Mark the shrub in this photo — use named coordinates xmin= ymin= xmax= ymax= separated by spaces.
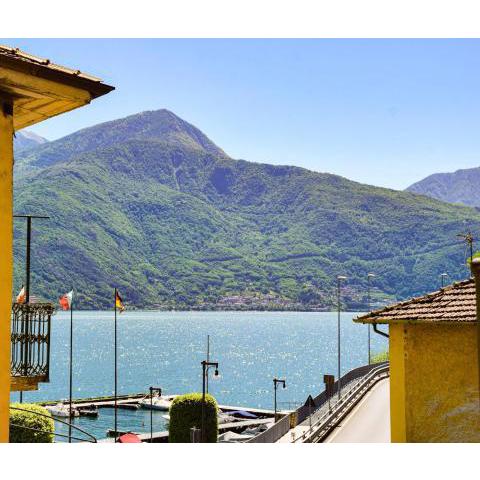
xmin=371 ymin=350 xmax=389 ymax=363
xmin=169 ymin=393 xmax=218 ymax=443
xmin=9 ymin=403 xmax=54 ymax=443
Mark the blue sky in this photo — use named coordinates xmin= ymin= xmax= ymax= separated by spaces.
xmin=4 ymin=39 xmax=480 ymax=189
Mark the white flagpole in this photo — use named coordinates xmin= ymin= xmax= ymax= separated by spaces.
xmin=114 ymin=288 xmax=118 ymax=442
xmin=68 ymin=290 xmax=74 ymax=443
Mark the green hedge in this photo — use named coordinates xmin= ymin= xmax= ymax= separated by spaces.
xmin=169 ymin=393 xmax=218 ymax=443
xmin=371 ymin=350 xmax=389 ymax=363
xmin=9 ymin=403 xmax=54 ymax=443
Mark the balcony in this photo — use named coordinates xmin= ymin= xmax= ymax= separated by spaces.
xmin=10 ymin=302 xmax=54 ymax=391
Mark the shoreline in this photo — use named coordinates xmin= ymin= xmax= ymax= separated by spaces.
xmin=55 ymin=307 xmax=366 ymax=313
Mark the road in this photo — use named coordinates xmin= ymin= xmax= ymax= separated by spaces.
xmin=324 ymin=378 xmax=390 ymax=443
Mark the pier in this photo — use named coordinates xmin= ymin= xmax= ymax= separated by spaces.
xmin=39 ymin=393 xmax=276 ymax=416
xmin=40 ymin=393 xmax=277 ymax=442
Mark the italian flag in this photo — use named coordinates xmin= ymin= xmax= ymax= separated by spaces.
xmin=16 ymin=285 xmax=26 ymax=304
xmin=59 ymin=290 xmax=74 ymax=311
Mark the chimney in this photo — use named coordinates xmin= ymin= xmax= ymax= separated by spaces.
xmin=470 ymin=258 xmax=480 ymax=402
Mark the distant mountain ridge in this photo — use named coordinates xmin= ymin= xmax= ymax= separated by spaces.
xmin=13 ymin=109 xmax=480 ymax=309
xmin=14 ymin=130 xmax=48 ymax=152
xmin=15 ymin=110 xmax=226 ymax=174
xmin=407 ymin=166 xmax=480 ymax=208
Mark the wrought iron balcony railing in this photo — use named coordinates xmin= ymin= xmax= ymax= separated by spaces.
xmin=11 ymin=302 xmax=54 ymax=391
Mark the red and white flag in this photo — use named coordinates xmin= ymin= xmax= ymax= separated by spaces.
xmin=59 ymin=290 xmax=74 ymax=311
xmin=16 ymin=285 xmax=26 ymax=304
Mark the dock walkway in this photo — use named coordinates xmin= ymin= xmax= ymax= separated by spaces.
xmin=99 ymin=418 xmax=274 ymax=443
xmin=42 ymin=394 xmax=275 ymax=417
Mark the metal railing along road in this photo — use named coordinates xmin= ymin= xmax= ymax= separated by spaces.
xmin=293 ymin=362 xmax=390 ymax=443
xmin=246 ymin=361 xmax=389 ymax=443
xmin=296 ymin=362 xmax=387 ymax=424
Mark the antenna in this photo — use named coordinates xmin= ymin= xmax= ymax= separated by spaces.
xmin=457 ymin=231 xmax=474 ymax=265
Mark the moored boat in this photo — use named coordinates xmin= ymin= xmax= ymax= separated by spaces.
xmin=45 ymin=402 xmax=79 ymax=418
xmin=77 ymin=404 xmax=99 ymax=417
xmin=139 ymin=394 xmax=172 ymax=411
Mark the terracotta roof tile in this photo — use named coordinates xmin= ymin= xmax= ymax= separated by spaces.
xmin=355 ymin=279 xmax=478 ymax=324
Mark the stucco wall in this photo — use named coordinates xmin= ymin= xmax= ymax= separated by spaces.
xmin=0 ymin=99 xmax=13 ymax=442
xmin=402 ymin=323 xmax=480 ymax=442
xmin=389 ymin=323 xmax=407 ymax=442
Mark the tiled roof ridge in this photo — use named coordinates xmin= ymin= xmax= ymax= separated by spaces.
xmin=356 ymin=278 xmax=475 ymax=323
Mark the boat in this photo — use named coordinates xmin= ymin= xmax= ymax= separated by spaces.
xmin=218 ymin=431 xmax=254 ymax=443
xmin=77 ymin=404 xmax=99 ymax=417
xmin=107 ymin=429 xmax=139 ymax=438
xmin=227 ymin=410 xmax=258 ymax=419
xmin=139 ymin=394 xmax=172 ymax=411
xmin=45 ymin=402 xmax=79 ymax=418
xmin=218 ymin=413 xmax=237 ymax=424
xmin=117 ymin=403 xmax=140 ymax=410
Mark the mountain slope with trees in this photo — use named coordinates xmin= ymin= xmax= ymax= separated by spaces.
xmin=13 ymin=109 xmax=480 ymax=309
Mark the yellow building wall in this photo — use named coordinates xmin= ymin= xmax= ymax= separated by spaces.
xmin=0 ymin=98 xmax=13 ymax=443
xmin=389 ymin=323 xmax=407 ymax=442
xmin=399 ymin=323 xmax=480 ymax=442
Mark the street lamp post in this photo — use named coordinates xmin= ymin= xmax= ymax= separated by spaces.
xmin=440 ymin=273 xmax=448 ymax=288
xmin=149 ymin=386 xmax=162 ymax=442
xmin=273 ymin=377 xmax=286 ymax=421
xmin=13 ymin=214 xmax=49 ymax=404
xmin=367 ymin=273 xmax=376 ymax=364
xmin=206 ymin=335 xmax=210 ymax=394
xmin=337 ymin=275 xmax=347 ymax=399
xmin=201 ymin=360 xmax=218 ymax=443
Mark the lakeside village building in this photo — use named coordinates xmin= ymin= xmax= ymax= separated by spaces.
xmin=0 ymin=45 xmax=113 ymax=442
xmin=355 ymin=260 xmax=480 ymax=442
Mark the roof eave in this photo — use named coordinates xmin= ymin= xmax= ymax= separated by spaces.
xmin=354 ymin=317 xmax=478 ymax=325
xmin=0 ymin=55 xmax=114 ymax=99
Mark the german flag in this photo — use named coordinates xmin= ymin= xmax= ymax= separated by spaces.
xmin=115 ymin=290 xmax=125 ymax=313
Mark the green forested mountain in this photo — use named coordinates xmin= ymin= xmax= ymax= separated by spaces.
xmin=13 ymin=109 xmax=480 ymax=309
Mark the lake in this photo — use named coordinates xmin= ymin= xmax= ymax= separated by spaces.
xmin=14 ymin=310 xmax=388 ymax=440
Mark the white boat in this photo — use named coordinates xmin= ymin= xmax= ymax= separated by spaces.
xmin=218 ymin=413 xmax=237 ymax=424
xmin=45 ymin=402 xmax=79 ymax=418
xmin=139 ymin=395 xmax=172 ymax=411
xmin=218 ymin=431 xmax=254 ymax=443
